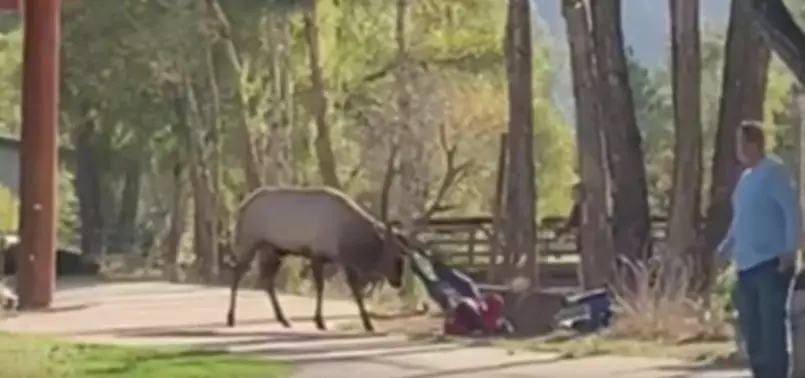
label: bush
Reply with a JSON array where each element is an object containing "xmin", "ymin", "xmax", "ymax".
[{"xmin": 608, "ymin": 255, "xmax": 733, "ymax": 343}]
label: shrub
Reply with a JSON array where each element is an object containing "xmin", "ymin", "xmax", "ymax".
[{"xmin": 608, "ymin": 255, "xmax": 732, "ymax": 343}]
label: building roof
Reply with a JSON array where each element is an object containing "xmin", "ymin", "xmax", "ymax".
[{"xmin": 0, "ymin": 134, "xmax": 75, "ymax": 160}]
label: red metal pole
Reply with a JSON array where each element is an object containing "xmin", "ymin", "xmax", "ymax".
[{"xmin": 17, "ymin": 0, "xmax": 61, "ymax": 310}]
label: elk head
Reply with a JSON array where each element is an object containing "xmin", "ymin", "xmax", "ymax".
[
  {"xmin": 375, "ymin": 121, "xmax": 472, "ymax": 289},
  {"xmin": 377, "ymin": 226, "xmax": 406, "ymax": 289}
]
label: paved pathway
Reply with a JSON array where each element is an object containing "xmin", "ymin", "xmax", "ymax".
[{"xmin": 0, "ymin": 279, "xmax": 749, "ymax": 377}]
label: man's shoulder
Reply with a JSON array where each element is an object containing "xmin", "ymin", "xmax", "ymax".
[
  {"xmin": 764, "ymin": 155, "xmax": 785, "ymax": 167},
  {"xmin": 761, "ymin": 156, "xmax": 788, "ymax": 175},
  {"xmin": 760, "ymin": 156, "xmax": 795, "ymax": 187}
]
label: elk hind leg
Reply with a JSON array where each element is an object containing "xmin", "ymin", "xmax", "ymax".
[
  {"xmin": 345, "ymin": 268, "xmax": 374, "ymax": 333},
  {"xmin": 259, "ymin": 246, "xmax": 291, "ymax": 328}
]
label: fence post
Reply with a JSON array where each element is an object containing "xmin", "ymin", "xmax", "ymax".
[
  {"xmin": 467, "ymin": 229, "xmax": 477, "ymax": 268},
  {"xmin": 487, "ymin": 133, "xmax": 508, "ymax": 283}
]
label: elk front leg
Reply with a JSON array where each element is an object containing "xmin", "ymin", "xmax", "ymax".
[
  {"xmin": 345, "ymin": 268, "xmax": 374, "ymax": 333},
  {"xmin": 310, "ymin": 257, "xmax": 328, "ymax": 330},
  {"xmin": 259, "ymin": 247, "xmax": 291, "ymax": 328},
  {"xmin": 226, "ymin": 247, "xmax": 258, "ymax": 327}
]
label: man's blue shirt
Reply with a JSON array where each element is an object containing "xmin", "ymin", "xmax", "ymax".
[{"xmin": 719, "ymin": 157, "xmax": 801, "ymax": 271}]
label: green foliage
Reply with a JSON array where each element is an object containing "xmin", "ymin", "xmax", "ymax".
[
  {"xmin": 533, "ymin": 97, "xmax": 576, "ymax": 216},
  {"xmin": 0, "ymin": 0, "xmax": 794, "ymax": 261},
  {"xmin": 628, "ymin": 25, "xmax": 798, "ymax": 215},
  {"xmin": 0, "ymin": 184, "xmax": 16, "ymax": 232},
  {"xmin": 711, "ymin": 263, "xmax": 738, "ymax": 315},
  {"xmin": 0, "ymin": 170, "xmax": 78, "ymax": 243},
  {"xmin": 0, "ymin": 29, "xmax": 21, "ymax": 133},
  {"xmin": 58, "ymin": 169, "xmax": 79, "ymax": 246},
  {"xmin": 784, "ymin": 0, "xmax": 805, "ymax": 26},
  {"xmin": 0, "ymin": 0, "xmax": 577, "ymax": 270}
]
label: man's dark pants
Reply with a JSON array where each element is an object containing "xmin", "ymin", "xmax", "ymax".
[{"xmin": 736, "ymin": 258, "xmax": 793, "ymax": 378}]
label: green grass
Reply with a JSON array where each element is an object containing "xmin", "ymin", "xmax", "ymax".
[{"xmin": 0, "ymin": 333, "xmax": 292, "ymax": 378}]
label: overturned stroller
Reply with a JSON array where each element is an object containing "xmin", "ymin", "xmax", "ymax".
[
  {"xmin": 553, "ymin": 288, "xmax": 613, "ymax": 333},
  {"xmin": 409, "ymin": 251, "xmax": 513, "ymax": 336}
]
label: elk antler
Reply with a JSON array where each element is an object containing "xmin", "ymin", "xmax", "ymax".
[
  {"xmin": 378, "ymin": 141, "xmax": 401, "ymax": 225},
  {"xmin": 410, "ymin": 122, "xmax": 473, "ymax": 233}
]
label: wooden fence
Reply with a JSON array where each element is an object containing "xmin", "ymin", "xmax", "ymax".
[{"xmin": 416, "ymin": 215, "xmax": 671, "ymax": 288}]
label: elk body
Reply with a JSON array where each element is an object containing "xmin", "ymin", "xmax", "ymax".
[{"xmin": 225, "ymin": 186, "xmax": 406, "ymax": 332}]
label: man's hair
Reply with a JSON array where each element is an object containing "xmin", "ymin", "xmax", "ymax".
[{"xmin": 739, "ymin": 120, "xmax": 766, "ymax": 151}]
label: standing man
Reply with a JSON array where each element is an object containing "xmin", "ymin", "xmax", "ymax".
[{"xmin": 719, "ymin": 121, "xmax": 801, "ymax": 378}]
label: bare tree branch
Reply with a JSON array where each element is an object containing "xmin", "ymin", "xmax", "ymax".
[
  {"xmin": 411, "ymin": 122, "xmax": 473, "ymax": 230},
  {"xmin": 379, "ymin": 143, "xmax": 401, "ymax": 224},
  {"xmin": 342, "ymin": 162, "xmax": 365, "ymax": 191}
]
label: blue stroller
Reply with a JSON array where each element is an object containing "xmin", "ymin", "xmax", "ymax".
[{"xmin": 409, "ymin": 250, "xmax": 482, "ymax": 312}]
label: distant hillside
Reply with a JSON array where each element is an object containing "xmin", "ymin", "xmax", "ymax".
[
  {"xmin": 533, "ymin": 0, "xmax": 731, "ymax": 121},
  {"xmin": 535, "ymin": 0, "xmax": 731, "ymax": 67}
]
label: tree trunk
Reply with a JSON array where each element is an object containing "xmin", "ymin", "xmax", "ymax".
[
  {"xmin": 113, "ymin": 159, "xmax": 141, "ymax": 254},
  {"xmin": 185, "ymin": 82, "xmax": 219, "ymax": 283},
  {"xmin": 190, "ymin": 163, "xmax": 217, "ymax": 283},
  {"xmin": 590, "ymin": 0, "xmax": 652, "ymax": 262},
  {"xmin": 504, "ymin": 0, "xmax": 538, "ymax": 286},
  {"xmin": 278, "ymin": 16, "xmax": 295, "ymax": 183},
  {"xmin": 262, "ymin": 16, "xmax": 294, "ymax": 185},
  {"xmin": 206, "ymin": 0, "xmax": 262, "ymax": 191},
  {"xmin": 795, "ymin": 86, "xmax": 805, "ymax": 212},
  {"xmin": 302, "ymin": 2, "xmax": 341, "ymax": 189},
  {"xmin": 74, "ymin": 118, "xmax": 104, "ymax": 260},
  {"xmin": 562, "ymin": 0, "xmax": 615, "ymax": 289},
  {"xmin": 204, "ymin": 42, "xmax": 224, "ymax": 280},
  {"xmin": 163, "ymin": 162, "xmax": 187, "ymax": 283},
  {"xmin": 394, "ymin": 0, "xmax": 419, "ymax": 304},
  {"xmin": 703, "ymin": 0, "xmax": 771, "ymax": 283},
  {"xmin": 170, "ymin": 80, "xmax": 219, "ymax": 284},
  {"xmin": 668, "ymin": 0, "xmax": 703, "ymax": 278}
]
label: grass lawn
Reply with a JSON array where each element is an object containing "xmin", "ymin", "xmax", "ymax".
[{"xmin": 0, "ymin": 333, "xmax": 291, "ymax": 378}]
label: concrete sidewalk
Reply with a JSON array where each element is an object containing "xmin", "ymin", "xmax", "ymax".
[{"xmin": 0, "ymin": 280, "xmax": 749, "ymax": 378}]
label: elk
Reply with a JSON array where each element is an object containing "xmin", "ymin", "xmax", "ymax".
[
  {"xmin": 225, "ymin": 187, "xmax": 408, "ymax": 332},
  {"xmin": 225, "ymin": 123, "xmax": 471, "ymax": 333}
]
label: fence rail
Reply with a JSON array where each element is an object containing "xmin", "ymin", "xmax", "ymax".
[{"xmin": 416, "ymin": 214, "xmax": 671, "ymax": 287}]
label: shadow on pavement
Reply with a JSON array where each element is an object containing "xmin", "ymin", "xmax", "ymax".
[
  {"xmin": 156, "ymin": 329, "xmax": 473, "ymax": 367},
  {"xmin": 639, "ymin": 359, "xmax": 749, "ymax": 378},
  {"xmin": 53, "ymin": 277, "xmax": 108, "ymax": 292},
  {"xmin": 396, "ymin": 357, "xmax": 563, "ymax": 378},
  {"xmin": 122, "ymin": 328, "xmax": 384, "ymax": 342},
  {"xmin": 17, "ymin": 303, "xmax": 94, "ymax": 314},
  {"xmin": 234, "ymin": 339, "xmax": 466, "ymax": 364},
  {"xmin": 56, "ymin": 283, "xmax": 214, "ymax": 299},
  {"xmin": 62, "ymin": 314, "xmax": 360, "ymax": 337}
]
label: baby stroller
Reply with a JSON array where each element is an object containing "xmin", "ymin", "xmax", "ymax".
[{"xmin": 409, "ymin": 250, "xmax": 512, "ymax": 336}]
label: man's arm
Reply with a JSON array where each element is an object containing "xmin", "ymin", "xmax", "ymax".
[{"xmin": 771, "ymin": 165, "xmax": 801, "ymax": 255}]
